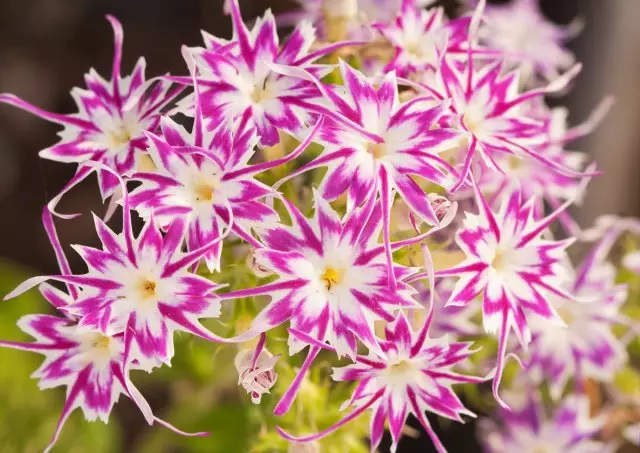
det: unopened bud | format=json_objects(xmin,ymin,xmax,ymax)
[
  {"xmin": 235, "ymin": 349, "xmax": 279, "ymax": 404},
  {"xmin": 427, "ymin": 193, "xmax": 452, "ymax": 223},
  {"xmin": 246, "ymin": 250, "xmax": 273, "ymax": 278}
]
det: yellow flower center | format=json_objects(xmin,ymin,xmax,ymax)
[
  {"xmin": 491, "ymin": 250, "xmax": 507, "ymax": 272},
  {"xmin": 366, "ymin": 142, "xmax": 386, "ymax": 159},
  {"xmin": 250, "ymin": 82, "xmax": 272, "ymax": 104},
  {"xmin": 389, "ymin": 360, "xmax": 413, "ymax": 374},
  {"xmin": 557, "ymin": 307, "xmax": 575, "ymax": 325},
  {"xmin": 91, "ymin": 334, "xmax": 112, "ymax": 350},
  {"xmin": 108, "ymin": 125, "xmax": 132, "ymax": 147},
  {"xmin": 321, "ymin": 267, "xmax": 344, "ymax": 291},
  {"xmin": 139, "ymin": 280, "xmax": 157, "ymax": 299},
  {"xmin": 193, "ymin": 182, "xmax": 216, "ymax": 201},
  {"xmin": 194, "ymin": 182, "xmax": 216, "ymax": 202}
]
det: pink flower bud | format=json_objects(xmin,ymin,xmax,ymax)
[
  {"xmin": 234, "ymin": 348, "xmax": 279, "ymax": 404},
  {"xmin": 246, "ymin": 250, "xmax": 273, "ymax": 278},
  {"xmin": 427, "ymin": 193, "xmax": 453, "ymax": 223}
]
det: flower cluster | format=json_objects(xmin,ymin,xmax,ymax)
[{"xmin": 0, "ymin": 1, "xmax": 637, "ymax": 452}]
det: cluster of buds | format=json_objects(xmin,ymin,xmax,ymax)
[{"xmin": 0, "ymin": 0, "xmax": 638, "ymax": 452}]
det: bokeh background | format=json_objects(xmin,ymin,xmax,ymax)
[{"xmin": 0, "ymin": 1, "xmax": 637, "ymax": 452}]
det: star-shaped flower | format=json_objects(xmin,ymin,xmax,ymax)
[
  {"xmin": 182, "ymin": 0, "xmax": 345, "ymax": 146},
  {"xmin": 375, "ymin": 1, "xmax": 471, "ymax": 76},
  {"xmin": 219, "ymin": 194, "xmax": 428, "ymax": 415},
  {"xmin": 5, "ymin": 182, "xmax": 228, "ymax": 371},
  {"xmin": 479, "ymin": 393, "xmax": 613, "ymax": 453},
  {"xmin": 1, "ymin": 214, "xmax": 206, "ymax": 452},
  {"xmin": 0, "ymin": 16, "xmax": 181, "ymax": 199},
  {"xmin": 435, "ymin": 182, "xmax": 579, "ymax": 407},
  {"xmin": 528, "ymin": 230, "xmax": 629, "ymax": 398},
  {"xmin": 280, "ymin": 312, "xmax": 484, "ymax": 453},
  {"xmin": 271, "ymin": 61, "xmax": 460, "ymax": 288},
  {"xmin": 128, "ymin": 104, "xmax": 309, "ymax": 271},
  {"xmin": 423, "ymin": 53, "xmax": 589, "ymax": 191}
]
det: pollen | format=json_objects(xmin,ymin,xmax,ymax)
[
  {"xmin": 321, "ymin": 267, "xmax": 344, "ymax": 291},
  {"xmin": 366, "ymin": 142, "xmax": 386, "ymax": 159},
  {"xmin": 139, "ymin": 280, "xmax": 157, "ymax": 299},
  {"xmin": 107, "ymin": 125, "xmax": 132, "ymax": 147},
  {"xmin": 389, "ymin": 360, "xmax": 413, "ymax": 374},
  {"xmin": 194, "ymin": 182, "xmax": 216, "ymax": 202},
  {"xmin": 90, "ymin": 334, "xmax": 111, "ymax": 350},
  {"xmin": 556, "ymin": 307, "xmax": 575, "ymax": 325},
  {"xmin": 490, "ymin": 249, "xmax": 508, "ymax": 273}
]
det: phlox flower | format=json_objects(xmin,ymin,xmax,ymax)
[
  {"xmin": 478, "ymin": 98, "xmax": 613, "ymax": 234},
  {"xmin": 0, "ymin": 213, "xmax": 205, "ymax": 452},
  {"xmin": 478, "ymin": 0, "xmax": 582, "ymax": 84},
  {"xmin": 527, "ymin": 235, "xmax": 628, "ymax": 399},
  {"xmin": 182, "ymin": 0, "xmax": 347, "ymax": 146},
  {"xmin": 421, "ymin": 50, "xmax": 590, "ymax": 191},
  {"xmin": 219, "ymin": 193, "xmax": 447, "ymax": 415},
  {"xmin": 5, "ymin": 176, "xmax": 230, "ymax": 376},
  {"xmin": 432, "ymin": 181, "xmax": 581, "ymax": 407},
  {"xmin": 129, "ymin": 98, "xmax": 314, "ymax": 271},
  {"xmin": 271, "ymin": 61, "xmax": 460, "ymax": 288},
  {"xmin": 280, "ymin": 312, "xmax": 485, "ymax": 453},
  {"xmin": 0, "ymin": 16, "xmax": 181, "ymax": 200},
  {"xmin": 479, "ymin": 393, "xmax": 613, "ymax": 453},
  {"xmin": 375, "ymin": 0, "xmax": 471, "ymax": 77}
]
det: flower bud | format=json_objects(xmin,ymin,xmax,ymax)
[
  {"xmin": 235, "ymin": 348, "xmax": 279, "ymax": 404},
  {"xmin": 427, "ymin": 193, "xmax": 453, "ymax": 223},
  {"xmin": 246, "ymin": 250, "xmax": 273, "ymax": 278}
]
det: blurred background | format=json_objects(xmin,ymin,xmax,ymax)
[{"xmin": 0, "ymin": 0, "xmax": 636, "ymax": 452}]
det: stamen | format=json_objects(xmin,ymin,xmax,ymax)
[
  {"xmin": 321, "ymin": 267, "xmax": 344, "ymax": 292},
  {"xmin": 556, "ymin": 307, "xmax": 575, "ymax": 325},
  {"xmin": 366, "ymin": 142, "xmax": 386, "ymax": 159},
  {"xmin": 91, "ymin": 335, "xmax": 111, "ymax": 350},
  {"xmin": 140, "ymin": 280, "xmax": 157, "ymax": 299},
  {"xmin": 389, "ymin": 360, "xmax": 413, "ymax": 374},
  {"xmin": 194, "ymin": 182, "xmax": 215, "ymax": 202},
  {"xmin": 108, "ymin": 125, "xmax": 132, "ymax": 146}
]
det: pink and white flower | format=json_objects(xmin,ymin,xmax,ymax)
[
  {"xmin": 375, "ymin": 0, "xmax": 471, "ymax": 76},
  {"xmin": 5, "ymin": 182, "xmax": 229, "ymax": 372},
  {"xmin": 128, "ymin": 104, "xmax": 307, "ymax": 271},
  {"xmin": 220, "ymin": 194, "xmax": 427, "ymax": 414},
  {"xmin": 433, "ymin": 182, "xmax": 579, "ymax": 407},
  {"xmin": 271, "ymin": 61, "xmax": 460, "ymax": 288},
  {"xmin": 0, "ymin": 16, "xmax": 180, "ymax": 199},
  {"xmin": 183, "ymin": 0, "xmax": 345, "ymax": 146},
  {"xmin": 424, "ymin": 53, "xmax": 588, "ymax": 191},
  {"xmin": 0, "ymin": 213, "xmax": 206, "ymax": 452},
  {"xmin": 478, "ymin": 0, "xmax": 581, "ymax": 84},
  {"xmin": 280, "ymin": 312, "xmax": 485, "ymax": 453},
  {"xmin": 528, "ymin": 231, "xmax": 629, "ymax": 398},
  {"xmin": 479, "ymin": 393, "xmax": 612, "ymax": 453}
]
